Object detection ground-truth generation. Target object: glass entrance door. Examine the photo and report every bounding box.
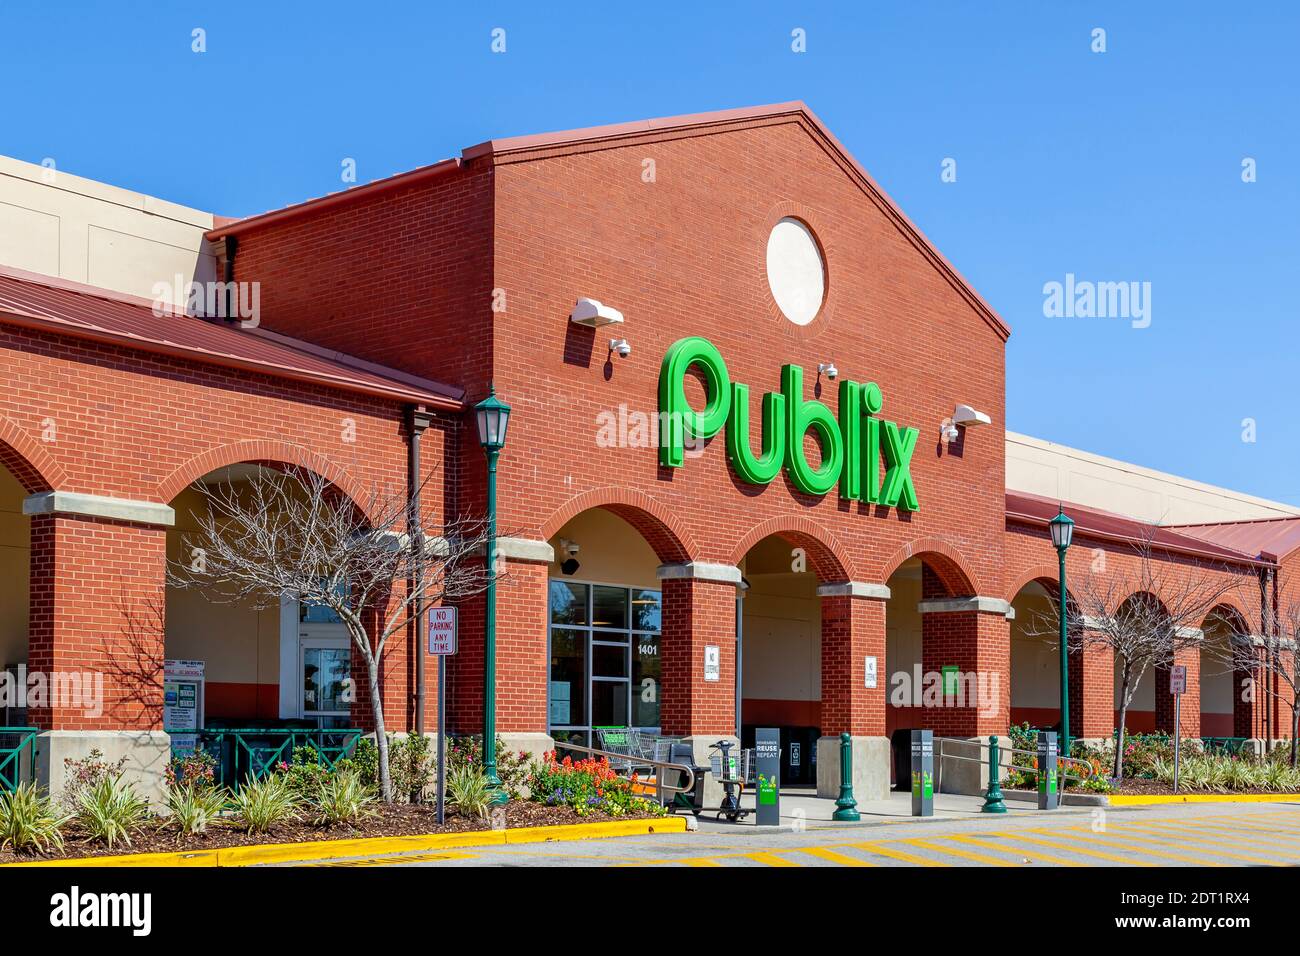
[299,639,351,728]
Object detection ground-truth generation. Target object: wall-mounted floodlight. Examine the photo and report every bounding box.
[952,404,992,427]
[570,297,625,328]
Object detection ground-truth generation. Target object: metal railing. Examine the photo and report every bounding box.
[552,739,696,799]
[0,727,37,793]
[195,727,363,789]
[935,736,1094,794]
[1201,736,1249,754]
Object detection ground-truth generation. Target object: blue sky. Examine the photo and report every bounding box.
[3,2,1295,503]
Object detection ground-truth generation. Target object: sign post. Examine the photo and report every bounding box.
[910,729,934,817]
[1037,730,1059,810]
[755,727,781,826]
[1170,664,1187,794]
[428,607,458,824]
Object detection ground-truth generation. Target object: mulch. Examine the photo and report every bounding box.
[1109,778,1300,797]
[0,800,663,864]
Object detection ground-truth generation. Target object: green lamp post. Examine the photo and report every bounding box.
[1049,507,1075,758]
[475,385,511,807]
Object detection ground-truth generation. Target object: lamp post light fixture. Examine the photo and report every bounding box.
[1048,506,1075,758]
[475,385,511,807]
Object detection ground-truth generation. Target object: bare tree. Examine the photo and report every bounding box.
[167,467,491,802]
[1025,528,1248,780]
[1229,590,1300,766]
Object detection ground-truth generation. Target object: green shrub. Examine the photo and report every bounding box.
[445,764,493,820]
[76,774,151,849]
[389,734,434,802]
[448,735,529,799]
[59,748,128,814]
[279,747,335,800]
[0,783,69,854]
[165,749,218,792]
[314,770,376,827]
[164,784,228,839]
[230,775,300,834]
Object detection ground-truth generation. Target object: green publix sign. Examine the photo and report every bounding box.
[658,336,920,511]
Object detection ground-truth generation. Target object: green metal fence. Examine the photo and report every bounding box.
[0,727,38,794]
[1201,736,1250,754]
[194,727,363,789]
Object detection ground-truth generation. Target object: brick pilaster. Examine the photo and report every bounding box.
[819,590,886,736]
[660,577,736,737]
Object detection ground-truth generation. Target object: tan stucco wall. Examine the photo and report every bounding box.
[0,153,216,306]
[741,535,819,703]
[1010,585,1058,709]
[886,558,923,682]
[546,509,660,589]
[0,464,28,669]
[163,486,278,686]
[1008,431,1300,524]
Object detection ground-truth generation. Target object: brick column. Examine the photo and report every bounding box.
[24,494,174,807]
[817,581,890,800]
[446,538,552,760]
[658,563,738,738]
[1155,641,1201,739]
[1069,634,1114,740]
[27,513,167,732]
[918,598,1011,738]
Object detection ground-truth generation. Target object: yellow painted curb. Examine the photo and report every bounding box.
[2,816,687,868]
[1108,792,1300,806]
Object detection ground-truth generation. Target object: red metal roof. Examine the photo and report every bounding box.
[0,265,462,410]
[1006,490,1267,566]
[1166,517,1300,563]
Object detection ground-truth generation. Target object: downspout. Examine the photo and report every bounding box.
[222,235,238,320]
[408,406,433,735]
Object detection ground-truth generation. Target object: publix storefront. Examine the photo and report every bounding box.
[2,102,1283,802]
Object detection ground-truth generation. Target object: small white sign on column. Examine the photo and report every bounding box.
[703,644,720,682]
[865,655,878,689]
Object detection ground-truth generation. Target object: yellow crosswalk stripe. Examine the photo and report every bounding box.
[1063,825,1277,865]
[683,858,724,867]
[744,851,802,867]
[1128,819,1300,851]
[1096,824,1292,864]
[1028,828,1224,866]
[977,831,1150,866]
[952,834,1084,866]
[797,846,877,867]
[894,838,1014,866]
[846,841,951,866]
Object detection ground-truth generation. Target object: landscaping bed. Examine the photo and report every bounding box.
[0,737,668,865]
[0,799,664,864]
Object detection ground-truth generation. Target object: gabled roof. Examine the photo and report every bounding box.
[1167,517,1300,563]
[1006,490,1267,567]
[206,102,1011,342]
[0,266,463,410]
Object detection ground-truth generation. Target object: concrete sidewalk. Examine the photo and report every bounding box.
[692,786,1093,833]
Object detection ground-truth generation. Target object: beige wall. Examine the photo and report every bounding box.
[1200,620,1235,718]
[886,558,923,682]
[0,464,28,669]
[0,154,216,306]
[741,536,819,702]
[546,509,660,588]
[1010,584,1058,709]
[1007,431,1300,524]
[164,487,278,686]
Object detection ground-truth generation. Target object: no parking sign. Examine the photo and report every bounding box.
[428,607,457,655]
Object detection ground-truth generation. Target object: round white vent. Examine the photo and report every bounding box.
[766,218,825,326]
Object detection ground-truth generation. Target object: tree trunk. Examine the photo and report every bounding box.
[1292,705,1298,768]
[1114,671,1132,780]
[367,658,393,802]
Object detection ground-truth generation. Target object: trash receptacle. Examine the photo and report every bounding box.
[667,742,708,815]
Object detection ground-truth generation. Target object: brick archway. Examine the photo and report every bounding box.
[729,515,855,582]
[155,440,373,519]
[0,415,66,493]
[880,536,979,597]
[540,486,697,564]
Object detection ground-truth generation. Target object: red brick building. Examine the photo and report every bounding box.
[0,103,1294,801]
